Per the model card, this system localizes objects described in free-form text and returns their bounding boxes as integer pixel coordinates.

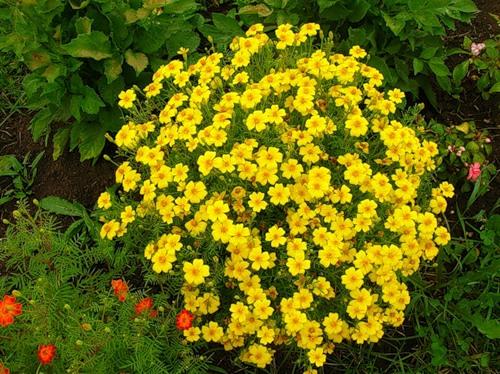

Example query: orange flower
[176,309,194,330]
[37,344,56,365]
[0,362,10,374]
[111,279,128,302]
[0,295,22,328]
[134,297,157,317]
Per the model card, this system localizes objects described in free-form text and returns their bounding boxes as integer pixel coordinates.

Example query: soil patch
[421,0,500,216]
[0,114,116,237]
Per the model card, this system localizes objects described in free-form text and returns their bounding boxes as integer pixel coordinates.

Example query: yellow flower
[265,225,286,247]
[100,220,120,240]
[183,326,200,342]
[202,321,224,342]
[341,267,364,290]
[97,192,112,209]
[152,248,175,273]
[183,259,210,285]
[268,183,290,205]
[118,89,136,109]
[308,347,326,367]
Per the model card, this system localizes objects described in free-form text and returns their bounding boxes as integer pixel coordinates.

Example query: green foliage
[234,0,477,107]
[0,0,207,161]
[452,35,500,100]
[406,203,500,371]
[0,0,480,161]
[0,201,211,373]
[429,120,496,192]
[0,151,44,206]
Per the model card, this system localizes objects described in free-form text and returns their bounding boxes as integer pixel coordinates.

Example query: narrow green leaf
[52,128,70,160]
[39,196,84,217]
[238,4,273,17]
[30,108,53,141]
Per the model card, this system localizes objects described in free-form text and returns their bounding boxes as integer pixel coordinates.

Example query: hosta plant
[97,23,454,370]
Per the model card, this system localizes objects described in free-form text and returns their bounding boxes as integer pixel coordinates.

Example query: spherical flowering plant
[97,22,454,370]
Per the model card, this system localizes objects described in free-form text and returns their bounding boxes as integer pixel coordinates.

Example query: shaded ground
[422,0,499,217]
[0,115,115,236]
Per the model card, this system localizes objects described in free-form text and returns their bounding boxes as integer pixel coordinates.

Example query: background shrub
[0,0,478,161]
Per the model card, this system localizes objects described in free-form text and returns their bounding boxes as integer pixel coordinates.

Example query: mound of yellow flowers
[97,22,453,371]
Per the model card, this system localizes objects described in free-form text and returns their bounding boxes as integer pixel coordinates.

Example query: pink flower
[466,162,481,182]
[471,42,486,56]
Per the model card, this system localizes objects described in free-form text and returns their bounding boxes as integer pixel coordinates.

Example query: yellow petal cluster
[101,22,453,370]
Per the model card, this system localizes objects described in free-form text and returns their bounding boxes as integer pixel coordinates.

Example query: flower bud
[81,323,92,331]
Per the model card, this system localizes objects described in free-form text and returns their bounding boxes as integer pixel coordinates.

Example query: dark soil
[0,114,116,237]
[422,0,500,217]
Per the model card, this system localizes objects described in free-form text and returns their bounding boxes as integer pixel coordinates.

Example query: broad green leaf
[428,57,450,76]
[52,128,70,160]
[198,24,232,45]
[104,57,123,83]
[348,0,370,22]
[24,49,51,70]
[417,75,438,108]
[78,122,107,161]
[238,4,273,17]
[436,75,452,93]
[165,30,200,57]
[0,155,21,176]
[75,16,93,34]
[125,49,148,75]
[98,76,125,105]
[450,0,477,13]
[42,64,66,83]
[212,13,244,36]
[69,0,90,9]
[160,0,198,14]
[470,314,500,339]
[70,95,82,121]
[320,4,351,21]
[81,86,105,114]
[452,60,469,83]
[317,0,340,13]
[489,82,500,93]
[420,47,439,59]
[382,12,406,35]
[39,196,84,217]
[62,31,112,61]
[30,107,53,141]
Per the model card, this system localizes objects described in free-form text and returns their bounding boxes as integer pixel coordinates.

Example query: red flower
[467,162,481,182]
[0,362,10,374]
[111,279,128,302]
[0,295,22,328]
[176,309,194,330]
[37,344,56,365]
[134,297,156,317]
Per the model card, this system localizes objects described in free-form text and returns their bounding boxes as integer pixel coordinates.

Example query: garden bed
[0,1,500,373]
